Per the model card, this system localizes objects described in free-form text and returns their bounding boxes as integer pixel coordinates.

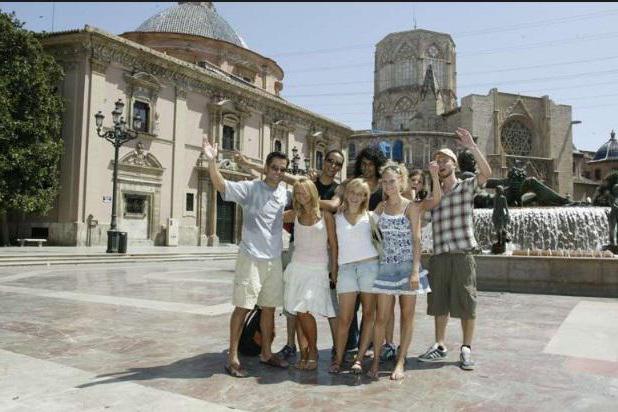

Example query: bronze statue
[479,161,576,208]
[491,185,510,254]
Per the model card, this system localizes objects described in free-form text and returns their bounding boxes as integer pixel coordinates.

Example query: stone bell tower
[372,29,457,132]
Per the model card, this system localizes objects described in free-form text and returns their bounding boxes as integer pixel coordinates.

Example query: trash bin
[118,232,128,254]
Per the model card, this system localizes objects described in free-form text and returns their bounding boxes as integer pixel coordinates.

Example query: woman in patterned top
[368,161,441,380]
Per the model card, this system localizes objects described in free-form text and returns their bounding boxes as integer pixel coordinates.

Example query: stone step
[0,253,238,267]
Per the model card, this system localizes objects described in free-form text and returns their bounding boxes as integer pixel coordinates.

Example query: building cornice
[41,26,352,137]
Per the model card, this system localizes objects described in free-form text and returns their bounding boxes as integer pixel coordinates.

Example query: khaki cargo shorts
[427,252,477,319]
[233,249,283,309]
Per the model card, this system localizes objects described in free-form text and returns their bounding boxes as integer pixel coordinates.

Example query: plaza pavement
[0,258,616,411]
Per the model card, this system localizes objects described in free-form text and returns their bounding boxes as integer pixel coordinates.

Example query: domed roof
[591,130,618,162]
[135,2,247,48]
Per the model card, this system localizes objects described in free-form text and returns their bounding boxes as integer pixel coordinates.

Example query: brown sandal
[328,361,341,374]
[260,354,289,369]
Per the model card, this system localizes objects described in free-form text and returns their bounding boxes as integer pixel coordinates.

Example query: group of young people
[202,126,492,380]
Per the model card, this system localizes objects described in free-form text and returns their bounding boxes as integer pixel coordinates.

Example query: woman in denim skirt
[368,161,441,380]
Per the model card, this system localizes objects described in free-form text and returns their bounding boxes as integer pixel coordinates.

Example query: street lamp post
[288,146,310,175]
[94,99,142,253]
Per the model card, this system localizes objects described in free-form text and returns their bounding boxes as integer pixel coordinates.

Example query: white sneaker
[459,346,475,371]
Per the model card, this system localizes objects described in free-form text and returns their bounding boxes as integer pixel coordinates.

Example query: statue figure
[491,185,510,254]
[593,171,618,206]
[479,160,576,207]
[605,184,618,254]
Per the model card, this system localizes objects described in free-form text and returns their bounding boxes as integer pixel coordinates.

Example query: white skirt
[284,260,336,318]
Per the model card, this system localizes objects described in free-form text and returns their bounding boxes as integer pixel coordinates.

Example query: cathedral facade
[348,28,574,197]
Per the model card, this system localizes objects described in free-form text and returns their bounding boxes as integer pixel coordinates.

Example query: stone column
[171,87,187,218]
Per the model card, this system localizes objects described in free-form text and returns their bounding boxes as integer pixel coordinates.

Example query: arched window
[392,140,404,162]
[348,142,356,159]
[222,125,235,150]
[274,140,282,153]
[501,120,533,156]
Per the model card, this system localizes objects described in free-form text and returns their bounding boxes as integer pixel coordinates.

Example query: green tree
[0,11,64,245]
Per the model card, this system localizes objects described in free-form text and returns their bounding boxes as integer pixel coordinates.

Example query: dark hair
[353,146,387,178]
[408,169,428,200]
[325,149,345,163]
[265,151,289,167]
[408,169,425,182]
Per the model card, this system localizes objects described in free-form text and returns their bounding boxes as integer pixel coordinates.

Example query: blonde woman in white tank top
[283,179,337,371]
[328,178,380,374]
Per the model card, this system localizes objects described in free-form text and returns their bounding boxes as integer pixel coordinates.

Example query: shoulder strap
[403,200,413,217]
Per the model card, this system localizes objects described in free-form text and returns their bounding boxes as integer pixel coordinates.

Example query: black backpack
[238,307,264,356]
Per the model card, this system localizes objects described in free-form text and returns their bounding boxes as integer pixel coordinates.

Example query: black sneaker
[276,344,297,361]
[459,346,475,371]
[418,343,447,362]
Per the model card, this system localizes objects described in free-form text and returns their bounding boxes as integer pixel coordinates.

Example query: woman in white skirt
[283,178,337,370]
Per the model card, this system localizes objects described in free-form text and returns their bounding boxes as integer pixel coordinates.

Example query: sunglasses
[326,158,343,167]
[269,165,287,173]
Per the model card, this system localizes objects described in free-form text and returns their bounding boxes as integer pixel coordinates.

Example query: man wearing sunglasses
[202,138,292,378]
[235,149,346,361]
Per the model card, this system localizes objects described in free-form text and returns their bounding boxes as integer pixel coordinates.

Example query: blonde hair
[343,178,370,215]
[292,178,321,219]
[380,162,409,200]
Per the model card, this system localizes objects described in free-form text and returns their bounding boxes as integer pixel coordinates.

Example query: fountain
[473,207,610,252]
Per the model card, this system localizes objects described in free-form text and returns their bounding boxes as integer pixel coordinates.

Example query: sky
[2,1,618,152]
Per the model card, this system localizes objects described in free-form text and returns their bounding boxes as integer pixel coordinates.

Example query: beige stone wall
[15,28,351,246]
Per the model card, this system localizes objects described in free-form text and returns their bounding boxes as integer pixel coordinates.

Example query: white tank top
[291,216,328,265]
[335,212,379,264]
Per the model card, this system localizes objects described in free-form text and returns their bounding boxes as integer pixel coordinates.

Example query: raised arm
[420,160,442,210]
[234,151,302,185]
[455,127,492,186]
[324,211,338,284]
[319,195,342,213]
[202,138,226,193]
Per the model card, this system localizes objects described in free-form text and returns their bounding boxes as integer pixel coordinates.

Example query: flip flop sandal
[224,363,248,378]
[294,359,307,370]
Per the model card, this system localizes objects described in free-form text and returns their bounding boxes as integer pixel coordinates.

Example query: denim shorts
[337,258,379,294]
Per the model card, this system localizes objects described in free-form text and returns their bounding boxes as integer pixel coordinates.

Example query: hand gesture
[428,160,439,175]
[233,150,249,167]
[455,127,475,149]
[409,272,420,290]
[307,168,319,181]
[202,137,218,161]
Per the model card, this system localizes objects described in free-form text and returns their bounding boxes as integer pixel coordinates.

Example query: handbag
[368,212,384,259]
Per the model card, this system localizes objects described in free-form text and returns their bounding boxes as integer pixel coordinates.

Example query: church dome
[591,130,618,162]
[135,2,247,48]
